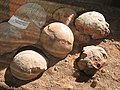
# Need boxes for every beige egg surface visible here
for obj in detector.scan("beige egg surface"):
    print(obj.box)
[40,22,74,59]
[75,11,110,39]
[78,45,108,75]
[10,50,47,80]
[53,7,77,25]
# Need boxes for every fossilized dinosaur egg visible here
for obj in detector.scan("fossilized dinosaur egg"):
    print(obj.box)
[53,8,76,25]
[75,11,110,39]
[40,22,74,59]
[10,50,47,80]
[78,46,108,75]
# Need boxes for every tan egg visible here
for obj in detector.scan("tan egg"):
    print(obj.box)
[53,8,76,25]
[78,46,108,75]
[10,50,47,80]
[40,22,74,59]
[75,11,110,39]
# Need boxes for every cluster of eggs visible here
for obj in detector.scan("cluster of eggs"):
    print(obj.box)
[0,3,110,80]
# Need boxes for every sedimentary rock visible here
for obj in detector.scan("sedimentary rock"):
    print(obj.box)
[15,3,46,29]
[53,8,76,25]
[0,3,46,55]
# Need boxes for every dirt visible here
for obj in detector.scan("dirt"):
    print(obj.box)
[0,1,120,90]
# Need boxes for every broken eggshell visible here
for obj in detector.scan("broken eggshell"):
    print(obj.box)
[53,7,76,25]
[10,50,47,80]
[75,11,110,39]
[40,22,74,59]
[78,46,108,75]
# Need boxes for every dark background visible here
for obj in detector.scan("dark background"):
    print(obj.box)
[48,0,120,8]
[111,0,120,7]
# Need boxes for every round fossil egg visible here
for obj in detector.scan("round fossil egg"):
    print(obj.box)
[78,46,108,75]
[75,11,110,39]
[40,22,74,59]
[10,50,47,80]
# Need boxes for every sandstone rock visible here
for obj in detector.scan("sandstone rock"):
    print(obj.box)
[70,26,91,44]
[53,8,76,25]
[0,3,46,55]
[10,50,47,80]
[0,22,40,55]
[40,22,74,59]
[78,46,108,75]
[75,11,110,39]
[74,30,91,44]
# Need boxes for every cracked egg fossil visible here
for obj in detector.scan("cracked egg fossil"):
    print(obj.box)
[40,22,74,59]
[78,46,108,75]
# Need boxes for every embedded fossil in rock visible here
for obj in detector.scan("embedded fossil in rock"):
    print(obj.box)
[53,8,76,25]
[53,7,90,44]
[78,46,108,75]
[10,50,47,80]
[75,11,110,39]
[40,22,74,59]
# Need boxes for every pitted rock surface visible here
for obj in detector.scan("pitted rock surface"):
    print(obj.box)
[75,11,110,39]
